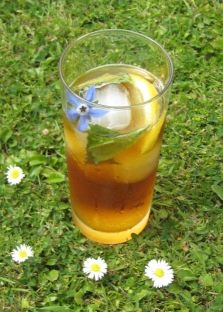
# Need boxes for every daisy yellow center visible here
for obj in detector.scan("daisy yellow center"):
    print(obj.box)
[154,268,165,278]
[11,170,20,179]
[90,263,101,272]
[18,250,28,258]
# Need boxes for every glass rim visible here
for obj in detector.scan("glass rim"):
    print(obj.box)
[59,29,174,109]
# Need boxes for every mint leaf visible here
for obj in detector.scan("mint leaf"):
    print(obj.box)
[87,124,146,164]
[75,73,133,91]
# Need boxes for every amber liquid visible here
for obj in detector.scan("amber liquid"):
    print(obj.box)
[67,150,157,232]
[63,65,166,243]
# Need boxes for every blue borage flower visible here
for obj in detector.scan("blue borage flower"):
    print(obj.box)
[66,86,108,132]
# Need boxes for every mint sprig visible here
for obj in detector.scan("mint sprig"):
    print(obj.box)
[75,73,133,91]
[87,124,146,164]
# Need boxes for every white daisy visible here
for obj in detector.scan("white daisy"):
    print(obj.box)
[83,257,107,281]
[42,128,49,136]
[5,165,25,185]
[145,259,174,288]
[11,244,34,263]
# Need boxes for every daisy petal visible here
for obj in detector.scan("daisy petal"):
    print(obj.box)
[88,272,95,279]
[89,108,108,118]
[66,90,80,106]
[66,108,79,121]
[78,116,89,132]
[85,86,96,102]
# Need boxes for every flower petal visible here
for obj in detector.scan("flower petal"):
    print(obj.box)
[78,116,89,132]
[89,108,108,118]
[66,90,80,106]
[85,86,96,102]
[66,109,79,121]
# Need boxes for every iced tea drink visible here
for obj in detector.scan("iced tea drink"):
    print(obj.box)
[59,30,173,244]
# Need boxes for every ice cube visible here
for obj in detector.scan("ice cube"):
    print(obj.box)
[92,84,131,130]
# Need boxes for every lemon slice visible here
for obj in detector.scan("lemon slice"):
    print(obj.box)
[127,73,165,153]
[116,74,165,156]
[130,73,158,118]
[111,74,166,183]
[123,73,159,128]
[138,111,165,153]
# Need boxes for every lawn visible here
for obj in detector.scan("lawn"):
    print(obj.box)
[0,0,223,311]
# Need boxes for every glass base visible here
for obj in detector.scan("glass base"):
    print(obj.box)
[72,207,151,244]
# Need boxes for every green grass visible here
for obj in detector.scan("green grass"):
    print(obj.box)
[0,0,223,311]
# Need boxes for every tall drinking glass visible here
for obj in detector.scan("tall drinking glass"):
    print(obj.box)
[59,29,173,244]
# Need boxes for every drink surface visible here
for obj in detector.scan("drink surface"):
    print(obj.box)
[63,64,166,239]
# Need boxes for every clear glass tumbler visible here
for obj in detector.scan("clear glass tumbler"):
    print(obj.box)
[59,29,173,244]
